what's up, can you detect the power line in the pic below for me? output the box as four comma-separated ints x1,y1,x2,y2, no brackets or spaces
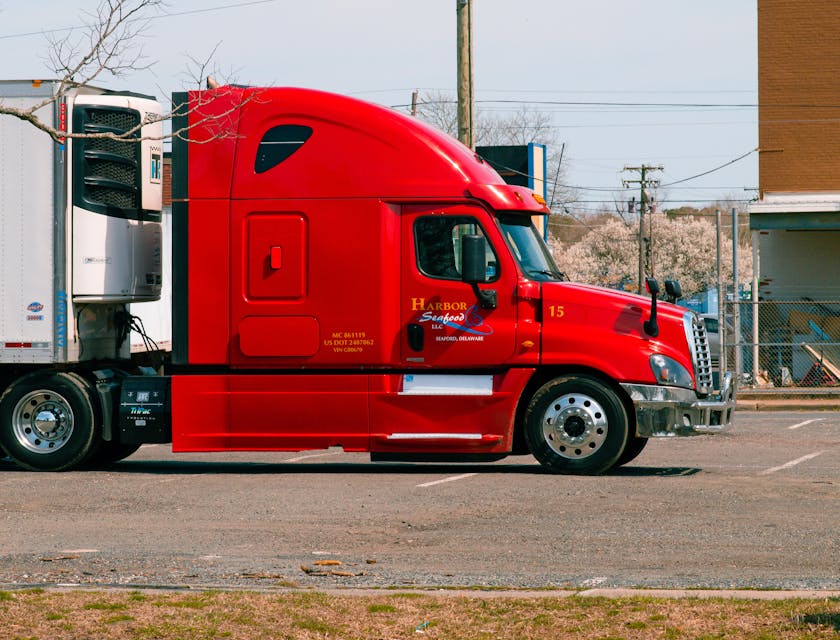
479,88,758,96
0,0,283,40
563,199,754,205
576,186,755,191
555,184,755,194
370,86,759,97
479,99,758,108
661,148,757,187
553,148,758,194
397,98,757,111
481,146,756,197
411,97,840,109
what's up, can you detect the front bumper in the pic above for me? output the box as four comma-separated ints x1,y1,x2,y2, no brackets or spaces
620,372,735,437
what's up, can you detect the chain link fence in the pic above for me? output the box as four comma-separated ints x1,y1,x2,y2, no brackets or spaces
720,299,840,389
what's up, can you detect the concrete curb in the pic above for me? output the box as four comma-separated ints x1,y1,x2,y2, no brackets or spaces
331,588,840,600
4,584,840,600
736,390,840,411
577,588,840,600
737,399,840,411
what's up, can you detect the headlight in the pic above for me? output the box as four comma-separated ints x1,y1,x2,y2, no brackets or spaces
650,354,694,389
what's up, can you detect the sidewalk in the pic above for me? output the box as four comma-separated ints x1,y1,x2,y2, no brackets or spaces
736,388,840,411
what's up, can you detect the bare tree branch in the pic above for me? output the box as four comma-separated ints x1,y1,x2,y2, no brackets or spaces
176,42,245,106
0,0,251,144
47,0,161,86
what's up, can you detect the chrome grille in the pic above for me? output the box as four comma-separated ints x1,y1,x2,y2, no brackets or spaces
685,313,713,394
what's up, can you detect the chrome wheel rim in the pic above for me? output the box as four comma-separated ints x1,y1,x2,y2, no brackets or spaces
11,390,74,454
541,392,608,460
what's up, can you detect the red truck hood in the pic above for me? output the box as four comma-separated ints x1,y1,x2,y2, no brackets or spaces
538,282,693,385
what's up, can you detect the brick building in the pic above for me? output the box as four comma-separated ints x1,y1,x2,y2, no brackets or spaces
750,0,840,301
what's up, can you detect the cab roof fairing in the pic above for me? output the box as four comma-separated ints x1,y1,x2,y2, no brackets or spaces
184,85,549,208
466,183,550,215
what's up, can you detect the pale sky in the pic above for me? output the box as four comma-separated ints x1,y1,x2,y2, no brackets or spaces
0,0,758,213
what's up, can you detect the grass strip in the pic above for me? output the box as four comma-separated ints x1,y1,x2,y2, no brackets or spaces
0,588,838,639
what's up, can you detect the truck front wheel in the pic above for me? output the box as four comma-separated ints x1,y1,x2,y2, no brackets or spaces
0,372,101,471
524,375,629,475
614,436,648,467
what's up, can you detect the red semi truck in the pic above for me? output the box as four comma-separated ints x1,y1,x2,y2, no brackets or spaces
0,84,734,474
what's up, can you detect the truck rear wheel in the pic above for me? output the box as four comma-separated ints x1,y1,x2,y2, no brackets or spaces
85,441,142,468
0,372,101,471
524,375,629,475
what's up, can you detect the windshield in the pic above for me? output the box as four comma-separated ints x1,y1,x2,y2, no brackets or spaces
498,213,567,282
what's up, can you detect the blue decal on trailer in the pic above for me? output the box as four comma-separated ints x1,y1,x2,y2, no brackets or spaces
55,290,68,347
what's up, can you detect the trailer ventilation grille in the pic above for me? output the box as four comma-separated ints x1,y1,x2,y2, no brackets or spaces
686,313,714,395
86,136,136,160
87,109,138,133
87,158,136,185
87,185,136,210
73,105,141,214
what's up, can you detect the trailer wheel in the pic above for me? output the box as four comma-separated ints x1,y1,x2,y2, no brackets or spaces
0,372,101,471
85,442,142,468
524,375,629,475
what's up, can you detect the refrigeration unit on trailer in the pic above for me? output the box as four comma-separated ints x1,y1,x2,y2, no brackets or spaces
0,80,162,468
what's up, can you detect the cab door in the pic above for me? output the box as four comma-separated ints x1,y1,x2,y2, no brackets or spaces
400,205,518,367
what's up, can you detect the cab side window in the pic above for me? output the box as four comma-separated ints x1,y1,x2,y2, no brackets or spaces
414,216,498,281
254,125,313,174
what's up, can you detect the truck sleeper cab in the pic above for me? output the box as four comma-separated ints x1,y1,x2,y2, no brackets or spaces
0,85,734,473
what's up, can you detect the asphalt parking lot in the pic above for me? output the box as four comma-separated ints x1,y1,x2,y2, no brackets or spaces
0,410,837,591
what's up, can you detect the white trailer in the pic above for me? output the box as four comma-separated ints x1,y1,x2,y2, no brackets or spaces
0,80,163,469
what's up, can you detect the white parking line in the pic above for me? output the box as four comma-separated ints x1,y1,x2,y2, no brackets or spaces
759,451,826,476
284,451,345,463
416,473,478,488
787,419,822,430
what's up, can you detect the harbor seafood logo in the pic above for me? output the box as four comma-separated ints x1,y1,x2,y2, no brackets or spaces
411,298,493,340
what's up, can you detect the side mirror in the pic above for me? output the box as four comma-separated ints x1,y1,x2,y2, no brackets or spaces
664,280,682,302
644,277,660,338
461,234,486,284
461,234,497,309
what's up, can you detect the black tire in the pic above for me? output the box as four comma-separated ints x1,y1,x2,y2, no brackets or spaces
614,436,649,468
524,375,629,475
0,371,101,471
85,441,142,468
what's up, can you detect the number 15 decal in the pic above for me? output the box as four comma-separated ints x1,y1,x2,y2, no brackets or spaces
548,305,565,318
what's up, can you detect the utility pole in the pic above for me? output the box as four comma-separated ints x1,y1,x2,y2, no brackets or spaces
410,89,419,117
456,0,474,149
731,207,741,382
623,164,662,293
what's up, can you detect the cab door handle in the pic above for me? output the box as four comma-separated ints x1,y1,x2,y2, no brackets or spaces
407,323,424,352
